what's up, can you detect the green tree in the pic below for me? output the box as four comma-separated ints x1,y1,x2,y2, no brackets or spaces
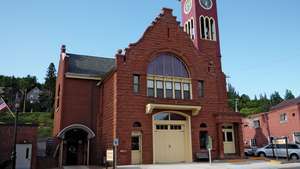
284,89,295,100
44,63,57,115
270,91,283,106
227,83,239,111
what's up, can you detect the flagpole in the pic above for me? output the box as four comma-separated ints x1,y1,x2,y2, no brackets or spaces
11,102,20,169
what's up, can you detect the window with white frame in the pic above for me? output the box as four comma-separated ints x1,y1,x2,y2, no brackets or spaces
253,120,260,128
147,53,192,100
184,18,195,40
250,139,257,147
280,113,288,123
199,15,216,41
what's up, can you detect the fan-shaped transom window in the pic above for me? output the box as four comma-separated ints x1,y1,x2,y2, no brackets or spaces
153,112,186,121
147,53,189,78
132,121,142,128
147,53,192,100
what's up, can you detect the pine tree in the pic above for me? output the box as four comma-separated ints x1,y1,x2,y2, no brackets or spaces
44,63,57,114
270,91,283,106
284,89,295,100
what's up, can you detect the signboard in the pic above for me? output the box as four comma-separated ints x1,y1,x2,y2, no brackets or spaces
113,138,119,146
207,136,212,149
272,138,286,145
106,149,113,162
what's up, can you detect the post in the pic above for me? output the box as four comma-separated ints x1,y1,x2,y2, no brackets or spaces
11,107,19,169
235,98,238,112
59,140,64,168
113,145,116,169
87,139,90,165
285,137,289,161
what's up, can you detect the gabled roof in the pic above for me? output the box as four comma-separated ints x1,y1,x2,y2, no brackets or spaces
270,96,300,110
66,53,115,78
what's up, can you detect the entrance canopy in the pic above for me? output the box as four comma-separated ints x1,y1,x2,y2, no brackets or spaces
146,103,201,116
57,124,95,139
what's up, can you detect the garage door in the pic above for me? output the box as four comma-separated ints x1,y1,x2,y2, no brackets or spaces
154,124,186,163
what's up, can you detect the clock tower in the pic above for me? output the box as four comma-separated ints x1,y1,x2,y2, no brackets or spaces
181,0,221,57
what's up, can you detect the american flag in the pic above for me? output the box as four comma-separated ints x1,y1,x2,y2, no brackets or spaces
0,97,8,111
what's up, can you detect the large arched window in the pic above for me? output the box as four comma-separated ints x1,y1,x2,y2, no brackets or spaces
147,53,192,100
147,53,189,78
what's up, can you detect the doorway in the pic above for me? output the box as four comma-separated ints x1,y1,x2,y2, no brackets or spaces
16,144,32,169
131,132,142,164
222,124,236,154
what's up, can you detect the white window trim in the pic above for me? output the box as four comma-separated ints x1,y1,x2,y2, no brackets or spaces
199,15,217,41
147,75,192,100
280,113,288,123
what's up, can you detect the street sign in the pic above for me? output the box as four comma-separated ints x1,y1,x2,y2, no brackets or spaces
106,149,113,162
113,138,119,146
207,136,212,149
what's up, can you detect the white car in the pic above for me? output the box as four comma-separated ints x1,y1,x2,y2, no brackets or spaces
255,144,300,160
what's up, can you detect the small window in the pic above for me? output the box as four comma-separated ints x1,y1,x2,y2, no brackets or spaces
132,122,142,128
198,80,204,97
199,131,208,149
226,132,233,142
147,80,154,97
250,139,257,147
183,83,191,99
280,113,288,123
56,85,61,108
156,125,168,130
174,82,182,99
131,136,140,150
253,120,260,128
156,81,164,98
200,16,205,39
200,123,208,128
165,81,173,99
133,75,140,94
170,125,182,130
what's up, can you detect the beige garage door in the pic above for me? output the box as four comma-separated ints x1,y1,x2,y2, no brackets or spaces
154,124,186,163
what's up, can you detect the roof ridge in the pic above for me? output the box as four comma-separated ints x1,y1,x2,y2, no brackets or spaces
66,53,115,60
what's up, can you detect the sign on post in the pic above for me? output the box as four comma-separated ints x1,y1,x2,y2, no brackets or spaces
106,149,114,162
207,136,213,165
113,138,119,146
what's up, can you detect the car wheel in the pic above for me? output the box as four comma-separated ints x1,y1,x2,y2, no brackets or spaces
258,152,266,157
290,154,299,160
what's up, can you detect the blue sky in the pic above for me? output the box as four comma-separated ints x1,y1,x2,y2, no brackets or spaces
0,0,299,98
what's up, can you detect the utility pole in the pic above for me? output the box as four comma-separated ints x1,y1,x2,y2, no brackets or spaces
235,98,239,112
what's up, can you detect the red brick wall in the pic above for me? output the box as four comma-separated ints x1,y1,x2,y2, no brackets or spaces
0,125,37,169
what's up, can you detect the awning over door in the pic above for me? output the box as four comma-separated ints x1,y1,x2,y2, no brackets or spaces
146,103,201,116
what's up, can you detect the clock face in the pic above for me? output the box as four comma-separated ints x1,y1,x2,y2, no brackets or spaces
199,0,213,10
184,0,192,14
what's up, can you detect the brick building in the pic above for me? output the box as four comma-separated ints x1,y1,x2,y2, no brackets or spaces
53,0,243,167
243,97,300,148
0,124,37,169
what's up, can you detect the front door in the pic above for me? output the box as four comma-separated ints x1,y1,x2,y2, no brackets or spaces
16,144,32,169
131,134,142,164
222,125,236,154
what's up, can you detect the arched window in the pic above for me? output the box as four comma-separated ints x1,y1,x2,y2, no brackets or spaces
147,53,192,99
205,17,210,40
133,121,142,128
147,53,189,78
199,16,217,41
153,112,186,121
210,18,216,41
200,123,208,128
200,16,205,39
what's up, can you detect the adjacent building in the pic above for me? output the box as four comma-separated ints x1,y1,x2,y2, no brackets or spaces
53,0,244,167
243,97,300,147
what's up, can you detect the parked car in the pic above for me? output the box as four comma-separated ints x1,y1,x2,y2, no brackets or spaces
244,147,257,156
255,144,300,160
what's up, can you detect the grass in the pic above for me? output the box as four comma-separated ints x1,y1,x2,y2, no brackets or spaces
0,111,53,138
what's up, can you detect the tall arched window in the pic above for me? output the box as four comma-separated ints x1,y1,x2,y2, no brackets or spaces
199,16,217,41
210,18,216,41
147,53,192,100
